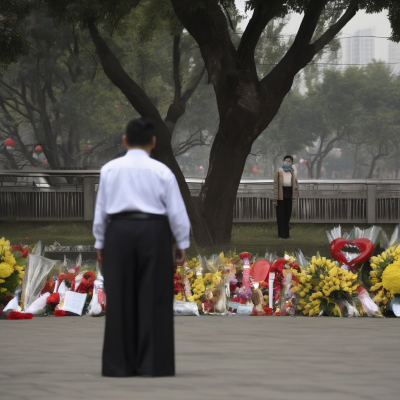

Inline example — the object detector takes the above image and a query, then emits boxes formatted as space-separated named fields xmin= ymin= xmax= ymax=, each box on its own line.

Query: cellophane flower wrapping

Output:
xmin=87 ymin=262 xmax=106 ymax=316
xmin=22 ymin=254 xmax=59 ymax=312
xmin=25 ymin=292 xmax=50 ymax=315
xmin=173 ymin=299 xmax=199 ymax=316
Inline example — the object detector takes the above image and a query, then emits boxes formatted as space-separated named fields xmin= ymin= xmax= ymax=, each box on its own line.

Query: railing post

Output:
xmin=83 ymin=177 xmax=95 ymax=221
xmin=367 ymin=184 xmax=376 ymax=224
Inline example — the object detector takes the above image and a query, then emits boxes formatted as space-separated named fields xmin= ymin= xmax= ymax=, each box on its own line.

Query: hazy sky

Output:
xmin=236 ymin=1 xmax=393 ymax=62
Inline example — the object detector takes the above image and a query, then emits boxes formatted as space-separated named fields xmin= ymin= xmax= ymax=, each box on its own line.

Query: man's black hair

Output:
xmin=126 ymin=118 xmax=155 ymax=146
xmin=283 ymin=155 xmax=293 ymax=163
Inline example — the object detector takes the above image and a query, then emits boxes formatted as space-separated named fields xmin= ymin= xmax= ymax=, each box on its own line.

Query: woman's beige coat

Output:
xmin=273 ymin=165 xmax=299 ymax=201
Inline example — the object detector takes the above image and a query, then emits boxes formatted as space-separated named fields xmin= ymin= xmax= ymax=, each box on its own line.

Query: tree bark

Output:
xmin=168 ymin=0 xmax=360 ymax=244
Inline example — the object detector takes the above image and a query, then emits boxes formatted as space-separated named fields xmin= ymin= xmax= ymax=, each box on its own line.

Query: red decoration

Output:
xmin=250 ymin=259 xmax=271 ymax=282
xmin=6 ymin=311 xmax=33 ymax=320
xmin=45 ymin=160 xmax=49 ymax=165
xmin=249 ymin=305 xmax=274 ymax=316
xmin=5 ymin=138 xmax=15 ymax=146
xmin=46 ymin=292 xmax=60 ymax=307
xmin=41 ymin=280 xmax=55 ymax=295
xmin=54 ymin=309 xmax=67 ymax=317
xmin=12 ymin=245 xmax=29 ymax=258
xmin=34 ymin=145 xmax=42 ymax=152
xmin=330 ymin=238 xmax=374 ymax=270
xmin=86 ymin=145 xmax=92 ymax=151
xmin=199 ymin=166 xmax=204 ymax=171
xmin=252 ymin=167 xmax=258 ymax=174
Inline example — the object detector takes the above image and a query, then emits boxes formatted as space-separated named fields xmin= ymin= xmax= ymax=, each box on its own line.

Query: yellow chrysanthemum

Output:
xmin=381 ymin=261 xmax=400 ymax=295
xmin=0 ymin=262 xmax=14 ymax=279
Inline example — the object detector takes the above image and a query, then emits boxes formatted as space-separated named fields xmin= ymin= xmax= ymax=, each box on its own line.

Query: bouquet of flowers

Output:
xmin=0 ymin=238 xmax=27 ymax=302
xmin=293 ymin=256 xmax=359 ymax=317
xmin=369 ymin=244 xmax=400 ymax=314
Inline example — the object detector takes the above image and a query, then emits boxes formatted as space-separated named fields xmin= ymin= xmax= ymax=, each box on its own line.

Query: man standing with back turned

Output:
xmin=93 ymin=118 xmax=190 ymax=378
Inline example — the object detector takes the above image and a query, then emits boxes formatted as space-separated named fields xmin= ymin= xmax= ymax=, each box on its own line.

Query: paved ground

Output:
xmin=1 ymin=316 xmax=399 ymax=400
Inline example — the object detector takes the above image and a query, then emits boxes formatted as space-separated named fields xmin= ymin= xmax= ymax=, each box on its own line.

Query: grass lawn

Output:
xmin=1 ymin=221 xmax=397 ymax=259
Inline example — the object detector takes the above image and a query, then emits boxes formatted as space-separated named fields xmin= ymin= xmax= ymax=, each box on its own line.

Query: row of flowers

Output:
xmin=1 ymin=225 xmax=400 ymax=319
xmin=173 ymin=243 xmax=400 ymax=317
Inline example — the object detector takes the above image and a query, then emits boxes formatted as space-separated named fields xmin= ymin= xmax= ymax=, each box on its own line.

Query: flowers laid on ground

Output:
xmin=0 ymin=238 xmax=27 ymax=301
xmin=2 ymin=225 xmax=400 ymax=319
xmin=369 ymin=244 xmax=400 ymax=314
xmin=292 ymin=256 xmax=359 ymax=317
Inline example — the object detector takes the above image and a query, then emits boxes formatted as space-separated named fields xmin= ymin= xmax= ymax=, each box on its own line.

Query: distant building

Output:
xmin=389 ymin=41 xmax=400 ymax=74
xmin=344 ymin=28 xmax=376 ymax=65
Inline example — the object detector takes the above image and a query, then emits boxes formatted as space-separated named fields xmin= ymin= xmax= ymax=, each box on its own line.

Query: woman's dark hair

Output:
xmin=126 ymin=118 xmax=155 ymax=145
xmin=283 ymin=155 xmax=293 ymax=163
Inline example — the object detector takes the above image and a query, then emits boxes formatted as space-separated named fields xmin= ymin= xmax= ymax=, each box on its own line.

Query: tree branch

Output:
xmin=237 ymin=0 xmax=286 ymax=73
xmin=307 ymin=0 xmax=359 ymax=58
xmin=170 ymin=0 xmax=236 ymax=86
xmin=261 ymin=0 xmax=329 ymax=88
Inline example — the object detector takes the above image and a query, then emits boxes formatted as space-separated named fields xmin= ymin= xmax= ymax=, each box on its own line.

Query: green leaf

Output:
xmin=15 ymin=258 xmax=26 ymax=267
xmin=12 ymin=251 xmax=22 ymax=261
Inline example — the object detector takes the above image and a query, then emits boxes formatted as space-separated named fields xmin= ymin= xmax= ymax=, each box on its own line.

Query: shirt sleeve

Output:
xmin=165 ymin=173 xmax=191 ymax=249
xmin=93 ymin=170 xmax=108 ymax=249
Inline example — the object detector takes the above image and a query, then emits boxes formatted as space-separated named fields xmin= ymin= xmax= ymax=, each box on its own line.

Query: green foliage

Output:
xmin=0 ymin=0 xmax=34 ymax=68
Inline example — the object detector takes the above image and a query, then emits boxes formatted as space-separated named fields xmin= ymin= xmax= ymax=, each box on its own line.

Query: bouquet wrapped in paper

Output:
xmin=22 ymin=252 xmax=59 ymax=312
xmin=87 ymin=262 xmax=106 ymax=316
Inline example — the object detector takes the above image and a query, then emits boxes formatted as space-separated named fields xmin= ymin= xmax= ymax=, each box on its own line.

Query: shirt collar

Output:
xmin=125 ymin=149 xmax=150 ymax=158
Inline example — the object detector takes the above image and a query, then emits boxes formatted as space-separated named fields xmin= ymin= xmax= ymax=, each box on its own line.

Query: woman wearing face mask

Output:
xmin=273 ymin=155 xmax=298 ymax=239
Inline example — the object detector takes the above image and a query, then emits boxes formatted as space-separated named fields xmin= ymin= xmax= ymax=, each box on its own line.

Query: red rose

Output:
xmin=46 ymin=292 xmax=60 ymax=307
xmin=54 ymin=309 xmax=67 ymax=317
xmin=239 ymin=298 xmax=246 ymax=304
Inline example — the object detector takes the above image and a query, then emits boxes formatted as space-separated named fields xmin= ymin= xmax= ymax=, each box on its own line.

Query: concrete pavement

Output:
xmin=0 ymin=316 xmax=399 ymax=400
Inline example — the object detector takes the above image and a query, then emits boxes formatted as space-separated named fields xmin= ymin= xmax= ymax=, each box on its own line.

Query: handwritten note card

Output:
xmin=62 ymin=291 xmax=87 ymax=315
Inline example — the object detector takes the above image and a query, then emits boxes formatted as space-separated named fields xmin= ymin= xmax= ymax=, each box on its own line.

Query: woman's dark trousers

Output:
xmin=276 ymin=199 xmax=293 ymax=239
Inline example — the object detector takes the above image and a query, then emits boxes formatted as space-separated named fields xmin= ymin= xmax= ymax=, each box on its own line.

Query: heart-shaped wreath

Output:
xmin=330 ymin=238 xmax=374 ymax=271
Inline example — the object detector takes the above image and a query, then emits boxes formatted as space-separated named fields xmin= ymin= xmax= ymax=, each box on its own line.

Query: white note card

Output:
xmin=62 ymin=291 xmax=87 ymax=315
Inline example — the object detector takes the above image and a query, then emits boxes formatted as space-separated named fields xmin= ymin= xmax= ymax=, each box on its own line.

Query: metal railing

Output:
xmin=1 ymin=171 xmax=399 ymax=223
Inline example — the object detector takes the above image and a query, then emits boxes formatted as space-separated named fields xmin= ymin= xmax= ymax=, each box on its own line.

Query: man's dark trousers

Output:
xmin=102 ymin=218 xmax=175 ymax=377
xmin=276 ymin=198 xmax=293 ymax=239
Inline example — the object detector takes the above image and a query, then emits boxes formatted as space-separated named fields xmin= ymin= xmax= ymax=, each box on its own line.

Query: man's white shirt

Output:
xmin=93 ymin=149 xmax=191 ymax=250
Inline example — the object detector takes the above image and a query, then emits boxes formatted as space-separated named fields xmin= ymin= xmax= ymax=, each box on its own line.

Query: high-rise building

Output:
xmin=389 ymin=41 xmax=400 ymax=74
xmin=344 ymin=28 xmax=375 ymax=65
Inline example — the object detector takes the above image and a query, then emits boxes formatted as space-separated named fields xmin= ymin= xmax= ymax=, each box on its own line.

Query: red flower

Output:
xmin=0 ymin=310 xmax=3 ymax=316
xmin=41 ymin=280 xmax=55 ymax=295
xmin=230 ymin=297 xmax=240 ymax=303
xmin=46 ymin=292 xmax=60 ymax=307
xmin=54 ymin=309 xmax=67 ymax=317
xmin=262 ymin=306 xmax=273 ymax=315
xmin=83 ymin=271 xmax=96 ymax=281
xmin=239 ymin=252 xmax=251 ymax=260
xmin=76 ymin=277 xmax=95 ymax=294
xmin=12 ymin=245 xmax=29 ymax=259
xmin=97 ymin=257 xmax=102 ymax=264
xmin=239 ymin=298 xmax=246 ymax=304
xmin=7 ymin=311 xmax=33 ymax=320
xmin=58 ymin=273 xmax=76 ymax=284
